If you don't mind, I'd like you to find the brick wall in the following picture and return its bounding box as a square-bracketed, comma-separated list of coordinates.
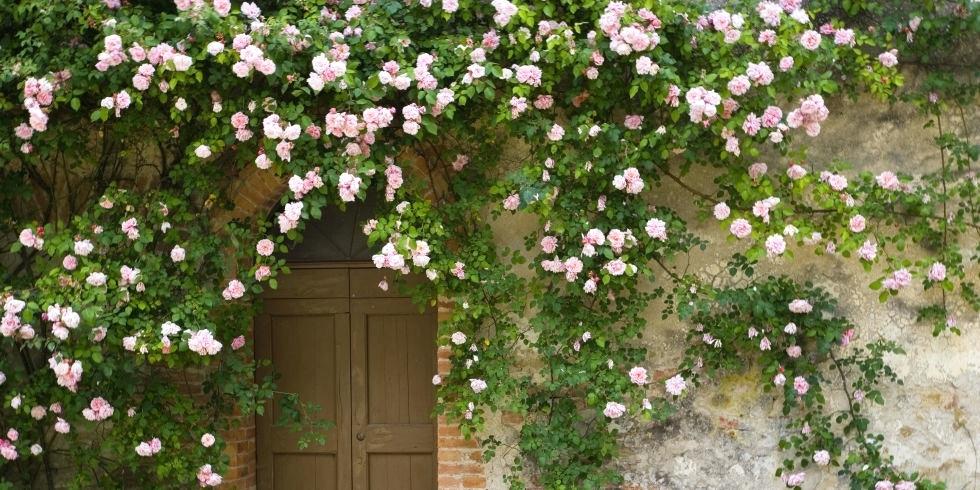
[221, 413, 257, 489]
[436, 300, 488, 489]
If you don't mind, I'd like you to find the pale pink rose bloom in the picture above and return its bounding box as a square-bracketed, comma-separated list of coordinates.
[858, 240, 877, 261]
[878, 49, 899, 68]
[628, 367, 648, 385]
[759, 337, 771, 350]
[713, 202, 731, 220]
[779, 56, 794, 71]
[785, 472, 806, 486]
[729, 219, 752, 239]
[793, 376, 809, 395]
[231, 335, 246, 351]
[502, 194, 520, 211]
[788, 299, 812, 313]
[201, 433, 216, 447]
[256, 239, 275, 256]
[765, 235, 786, 257]
[799, 30, 821, 50]
[876, 171, 901, 190]
[469, 378, 487, 393]
[604, 259, 627, 276]
[602, 401, 626, 419]
[927, 262, 946, 282]
[623, 115, 644, 130]
[645, 218, 667, 241]
[786, 164, 807, 180]
[540, 236, 558, 254]
[813, 450, 830, 466]
[848, 215, 866, 233]
[665, 374, 686, 396]
[547, 123, 564, 141]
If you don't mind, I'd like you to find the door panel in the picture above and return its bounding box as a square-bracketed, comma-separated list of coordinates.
[264, 268, 350, 299]
[256, 299, 351, 490]
[273, 454, 337, 489]
[351, 298, 437, 490]
[368, 454, 434, 490]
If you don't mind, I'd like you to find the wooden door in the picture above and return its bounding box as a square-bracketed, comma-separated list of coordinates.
[256, 266, 436, 490]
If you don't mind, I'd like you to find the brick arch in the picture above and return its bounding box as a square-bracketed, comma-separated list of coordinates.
[218, 157, 487, 489]
[220, 165, 289, 228]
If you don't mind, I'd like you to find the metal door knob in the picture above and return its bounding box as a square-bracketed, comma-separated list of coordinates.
[356, 432, 365, 441]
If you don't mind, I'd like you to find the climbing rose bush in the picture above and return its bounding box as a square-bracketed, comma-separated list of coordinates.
[0, 0, 976, 488]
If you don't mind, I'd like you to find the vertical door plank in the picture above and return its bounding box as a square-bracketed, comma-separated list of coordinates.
[255, 314, 274, 489]
[335, 313, 352, 490]
[350, 311, 368, 490]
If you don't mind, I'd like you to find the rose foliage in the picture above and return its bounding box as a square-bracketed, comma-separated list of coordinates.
[0, 0, 977, 488]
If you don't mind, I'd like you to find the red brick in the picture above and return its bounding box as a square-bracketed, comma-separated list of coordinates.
[438, 475, 462, 487]
[438, 463, 484, 475]
[461, 475, 487, 488]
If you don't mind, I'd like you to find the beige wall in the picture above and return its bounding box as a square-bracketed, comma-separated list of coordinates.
[481, 96, 980, 489]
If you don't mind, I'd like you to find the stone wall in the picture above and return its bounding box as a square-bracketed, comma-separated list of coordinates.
[478, 96, 979, 489]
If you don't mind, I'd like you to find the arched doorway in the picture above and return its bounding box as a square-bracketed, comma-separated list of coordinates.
[255, 196, 437, 489]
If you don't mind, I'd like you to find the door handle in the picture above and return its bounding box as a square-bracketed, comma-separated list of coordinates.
[356, 432, 365, 441]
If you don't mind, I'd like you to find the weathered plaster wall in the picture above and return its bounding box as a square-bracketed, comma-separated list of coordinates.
[480, 95, 980, 489]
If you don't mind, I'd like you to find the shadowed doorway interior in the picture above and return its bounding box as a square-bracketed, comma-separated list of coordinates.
[255, 195, 437, 490]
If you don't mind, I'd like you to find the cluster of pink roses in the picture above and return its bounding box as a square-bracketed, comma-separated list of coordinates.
[82, 397, 114, 422]
[221, 280, 245, 300]
[99, 91, 132, 118]
[612, 167, 645, 194]
[45, 304, 81, 341]
[685, 86, 722, 124]
[48, 355, 83, 392]
[337, 171, 362, 203]
[231, 33, 276, 77]
[277, 201, 303, 233]
[135, 438, 162, 457]
[15, 75, 62, 153]
[372, 243, 407, 271]
[2, 297, 33, 340]
[288, 168, 325, 200]
[187, 329, 223, 356]
[307, 50, 349, 91]
[786, 94, 830, 137]
[262, 114, 302, 161]
[197, 464, 223, 487]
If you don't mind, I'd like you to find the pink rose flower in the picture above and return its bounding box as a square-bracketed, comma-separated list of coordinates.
[603, 401, 626, 419]
[628, 367, 648, 385]
[730, 219, 752, 239]
[256, 239, 275, 256]
[849, 215, 866, 233]
[665, 374, 686, 396]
